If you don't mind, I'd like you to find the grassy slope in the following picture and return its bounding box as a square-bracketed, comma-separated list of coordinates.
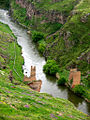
[0, 22, 24, 83]
[10, 0, 63, 36]
[33, 0, 78, 16]
[28, 0, 78, 11]
[45, 0, 90, 74]
[10, 0, 79, 36]
[0, 23, 89, 120]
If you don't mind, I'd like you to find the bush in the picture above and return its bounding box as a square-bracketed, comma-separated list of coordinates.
[57, 77, 67, 86]
[43, 60, 59, 75]
[73, 85, 86, 96]
[0, 0, 10, 9]
[32, 31, 44, 42]
[38, 41, 46, 54]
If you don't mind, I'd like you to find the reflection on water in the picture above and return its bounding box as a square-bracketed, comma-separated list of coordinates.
[67, 89, 84, 107]
[0, 9, 90, 115]
[46, 75, 57, 83]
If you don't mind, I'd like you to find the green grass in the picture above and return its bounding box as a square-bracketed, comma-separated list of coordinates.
[45, 0, 90, 75]
[0, 22, 24, 83]
[31, 0, 78, 16]
[0, 22, 15, 37]
[10, 1, 31, 27]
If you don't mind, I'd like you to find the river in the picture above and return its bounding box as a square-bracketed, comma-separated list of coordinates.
[0, 9, 90, 115]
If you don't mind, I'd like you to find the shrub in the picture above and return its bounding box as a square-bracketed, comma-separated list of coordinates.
[43, 60, 59, 75]
[57, 77, 67, 86]
[73, 85, 85, 96]
[32, 31, 44, 42]
[38, 41, 46, 54]
[0, 0, 10, 9]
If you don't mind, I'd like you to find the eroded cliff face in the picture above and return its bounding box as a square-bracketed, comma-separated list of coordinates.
[16, 0, 66, 24]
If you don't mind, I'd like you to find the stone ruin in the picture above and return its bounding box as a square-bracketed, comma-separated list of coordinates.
[24, 66, 42, 92]
[68, 68, 81, 88]
[24, 66, 36, 82]
[28, 80, 42, 92]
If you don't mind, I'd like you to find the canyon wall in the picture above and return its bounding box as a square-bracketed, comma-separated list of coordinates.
[16, 0, 66, 24]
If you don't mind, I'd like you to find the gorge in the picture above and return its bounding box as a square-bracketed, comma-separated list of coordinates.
[0, 0, 90, 119]
[0, 9, 90, 115]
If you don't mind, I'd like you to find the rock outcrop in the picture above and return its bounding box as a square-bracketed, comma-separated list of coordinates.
[16, 0, 66, 24]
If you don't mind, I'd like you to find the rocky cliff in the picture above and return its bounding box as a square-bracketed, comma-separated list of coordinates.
[16, 0, 66, 24]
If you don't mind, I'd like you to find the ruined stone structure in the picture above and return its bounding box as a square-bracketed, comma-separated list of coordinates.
[30, 66, 36, 81]
[24, 66, 42, 92]
[69, 69, 81, 88]
[24, 66, 36, 82]
[28, 80, 42, 92]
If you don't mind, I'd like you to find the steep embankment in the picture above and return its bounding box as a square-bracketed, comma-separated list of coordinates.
[0, 22, 89, 120]
[10, 0, 80, 35]
[45, 0, 90, 75]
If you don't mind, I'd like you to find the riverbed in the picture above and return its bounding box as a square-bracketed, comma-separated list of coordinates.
[0, 9, 89, 115]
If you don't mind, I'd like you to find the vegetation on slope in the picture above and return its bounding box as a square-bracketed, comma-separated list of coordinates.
[27, 0, 79, 16]
[0, 0, 10, 9]
[0, 22, 89, 120]
[0, 22, 24, 83]
[45, 0, 90, 75]
[10, 0, 63, 36]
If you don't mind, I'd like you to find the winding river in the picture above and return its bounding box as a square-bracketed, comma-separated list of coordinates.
[0, 9, 90, 115]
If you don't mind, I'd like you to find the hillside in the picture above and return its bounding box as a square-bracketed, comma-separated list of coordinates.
[0, 22, 89, 120]
[45, 0, 90, 74]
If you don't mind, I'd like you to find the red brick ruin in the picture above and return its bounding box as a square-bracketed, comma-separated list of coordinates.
[69, 68, 81, 88]
[24, 66, 42, 92]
